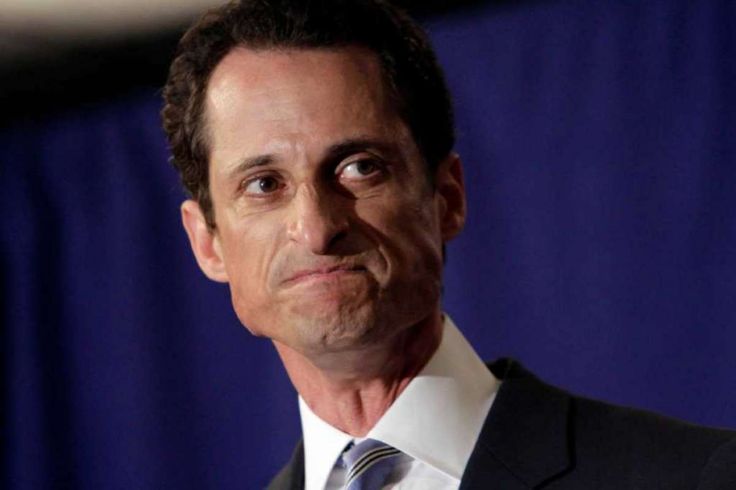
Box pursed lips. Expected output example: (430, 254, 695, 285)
(283, 264, 367, 285)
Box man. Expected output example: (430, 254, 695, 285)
(161, 1, 736, 488)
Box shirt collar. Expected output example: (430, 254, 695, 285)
(299, 315, 500, 489)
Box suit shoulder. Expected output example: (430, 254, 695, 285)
(573, 392, 734, 449)
(569, 391, 736, 487)
(699, 436, 736, 489)
(487, 359, 736, 488)
(490, 358, 735, 452)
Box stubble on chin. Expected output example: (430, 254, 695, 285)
(285, 295, 386, 355)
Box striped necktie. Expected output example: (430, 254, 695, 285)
(342, 439, 401, 490)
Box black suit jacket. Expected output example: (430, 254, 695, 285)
(268, 359, 736, 489)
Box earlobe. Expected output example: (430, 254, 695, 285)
(180, 200, 229, 283)
(436, 153, 467, 242)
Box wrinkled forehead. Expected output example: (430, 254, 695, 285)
(203, 46, 410, 157)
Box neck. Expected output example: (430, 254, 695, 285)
(274, 310, 444, 436)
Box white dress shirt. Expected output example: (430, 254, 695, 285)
(299, 315, 501, 490)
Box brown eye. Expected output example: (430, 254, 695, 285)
(340, 159, 379, 179)
(356, 160, 377, 174)
(244, 175, 281, 195)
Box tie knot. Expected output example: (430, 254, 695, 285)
(342, 439, 401, 489)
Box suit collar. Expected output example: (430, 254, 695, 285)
(460, 359, 572, 489)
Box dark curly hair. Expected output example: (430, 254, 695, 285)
(161, 0, 455, 229)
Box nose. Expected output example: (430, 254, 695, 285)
(287, 185, 349, 254)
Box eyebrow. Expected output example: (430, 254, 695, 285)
(226, 154, 275, 181)
(323, 137, 400, 163)
(225, 137, 400, 181)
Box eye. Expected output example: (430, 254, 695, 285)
(339, 159, 381, 180)
(242, 175, 282, 195)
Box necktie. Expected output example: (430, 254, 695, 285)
(342, 439, 401, 490)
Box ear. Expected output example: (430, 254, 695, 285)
(180, 200, 229, 283)
(435, 152, 467, 242)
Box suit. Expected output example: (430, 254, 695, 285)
(268, 359, 736, 489)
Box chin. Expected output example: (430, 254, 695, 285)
(307, 308, 378, 348)
(277, 302, 400, 357)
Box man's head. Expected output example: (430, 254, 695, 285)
(162, 0, 455, 229)
(162, 0, 466, 362)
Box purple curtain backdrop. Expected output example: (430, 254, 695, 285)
(3, 0, 735, 488)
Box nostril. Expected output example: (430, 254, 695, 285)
(325, 229, 349, 250)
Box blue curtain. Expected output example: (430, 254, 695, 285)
(3, 0, 734, 487)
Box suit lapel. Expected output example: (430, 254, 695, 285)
(460, 359, 572, 489)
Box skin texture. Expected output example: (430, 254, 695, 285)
(181, 46, 466, 434)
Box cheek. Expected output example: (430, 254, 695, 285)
(228, 260, 282, 339)
(218, 217, 283, 335)
(366, 198, 444, 324)
(362, 196, 444, 275)
(219, 212, 284, 280)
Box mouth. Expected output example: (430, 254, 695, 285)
(284, 264, 368, 285)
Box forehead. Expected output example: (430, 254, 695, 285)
(204, 46, 400, 155)
(208, 45, 387, 99)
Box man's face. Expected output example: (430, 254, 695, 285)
(182, 46, 465, 358)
